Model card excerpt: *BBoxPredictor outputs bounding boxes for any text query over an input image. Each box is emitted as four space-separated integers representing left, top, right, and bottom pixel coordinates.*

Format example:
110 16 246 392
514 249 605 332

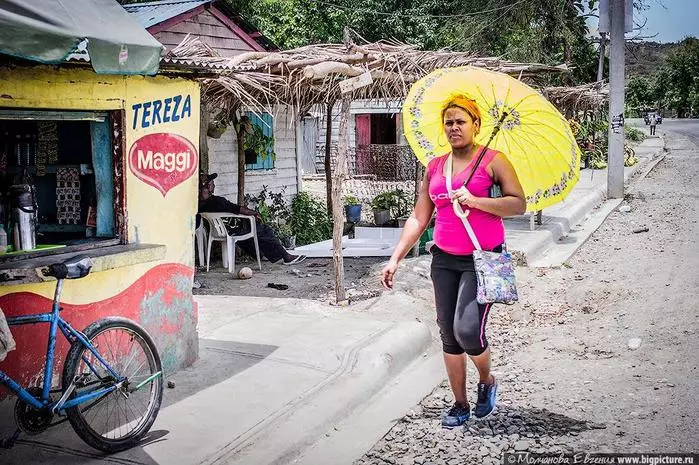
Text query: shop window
0 110 124 261
245 112 275 171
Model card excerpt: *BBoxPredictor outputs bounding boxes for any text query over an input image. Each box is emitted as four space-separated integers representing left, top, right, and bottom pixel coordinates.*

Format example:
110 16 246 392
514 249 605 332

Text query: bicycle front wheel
62 317 164 453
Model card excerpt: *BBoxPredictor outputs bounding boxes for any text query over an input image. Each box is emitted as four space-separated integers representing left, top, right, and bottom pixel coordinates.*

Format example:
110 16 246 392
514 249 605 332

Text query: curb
511 136 665 266
296 348 445 465
203 320 432 465
516 185 607 263
633 153 666 183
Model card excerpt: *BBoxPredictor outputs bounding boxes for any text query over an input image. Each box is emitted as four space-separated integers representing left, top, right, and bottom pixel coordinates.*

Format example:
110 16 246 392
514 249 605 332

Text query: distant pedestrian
649 113 657 135
381 97 526 427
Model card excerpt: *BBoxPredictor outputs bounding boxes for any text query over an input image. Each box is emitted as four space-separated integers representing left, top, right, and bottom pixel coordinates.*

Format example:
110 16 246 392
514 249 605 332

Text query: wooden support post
199 104 209 176
529 210 543 230
332 98 350 304
325 100 334 214
412 158 422 258
236 115 247 205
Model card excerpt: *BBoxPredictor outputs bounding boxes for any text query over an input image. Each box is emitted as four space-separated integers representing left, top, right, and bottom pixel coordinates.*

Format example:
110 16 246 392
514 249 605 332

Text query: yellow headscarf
442 96 481 125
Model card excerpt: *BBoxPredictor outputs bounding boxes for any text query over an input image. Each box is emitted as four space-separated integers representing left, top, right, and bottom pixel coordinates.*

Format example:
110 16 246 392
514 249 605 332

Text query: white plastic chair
195 219 207 267
199 212 262 273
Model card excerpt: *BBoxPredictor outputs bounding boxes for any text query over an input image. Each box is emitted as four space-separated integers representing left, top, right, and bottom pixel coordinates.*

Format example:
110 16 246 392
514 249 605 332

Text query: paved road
652 118 699 145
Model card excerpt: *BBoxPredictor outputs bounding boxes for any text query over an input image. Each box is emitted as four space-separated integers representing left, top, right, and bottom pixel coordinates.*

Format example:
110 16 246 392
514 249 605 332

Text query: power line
460 2 520 42
309 0 528 20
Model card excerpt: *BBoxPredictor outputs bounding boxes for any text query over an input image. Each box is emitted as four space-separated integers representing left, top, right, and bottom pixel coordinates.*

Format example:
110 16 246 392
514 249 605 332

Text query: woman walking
381 96 526 427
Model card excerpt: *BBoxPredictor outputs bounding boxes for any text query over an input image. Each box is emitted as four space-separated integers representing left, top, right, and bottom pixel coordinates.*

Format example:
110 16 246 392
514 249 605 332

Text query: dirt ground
352 128 699 464
193 255 387 302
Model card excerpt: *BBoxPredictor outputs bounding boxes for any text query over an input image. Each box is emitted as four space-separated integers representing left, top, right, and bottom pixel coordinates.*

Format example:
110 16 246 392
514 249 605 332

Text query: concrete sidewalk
506 134 665 267
0 296 433 465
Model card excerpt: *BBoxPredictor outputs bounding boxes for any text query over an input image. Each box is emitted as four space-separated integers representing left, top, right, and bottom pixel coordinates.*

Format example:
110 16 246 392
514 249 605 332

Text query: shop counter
0 244 166 285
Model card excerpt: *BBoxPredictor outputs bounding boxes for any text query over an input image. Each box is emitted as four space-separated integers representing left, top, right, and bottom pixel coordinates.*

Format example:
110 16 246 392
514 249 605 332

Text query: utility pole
597 32 607 82
607 0 625 199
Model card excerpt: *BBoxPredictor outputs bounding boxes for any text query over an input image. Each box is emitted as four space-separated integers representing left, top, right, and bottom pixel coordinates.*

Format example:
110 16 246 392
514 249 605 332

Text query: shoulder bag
445 149 519 305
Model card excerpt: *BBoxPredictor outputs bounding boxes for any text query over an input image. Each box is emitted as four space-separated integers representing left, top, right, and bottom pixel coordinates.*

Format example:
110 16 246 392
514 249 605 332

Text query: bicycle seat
46 255 93 280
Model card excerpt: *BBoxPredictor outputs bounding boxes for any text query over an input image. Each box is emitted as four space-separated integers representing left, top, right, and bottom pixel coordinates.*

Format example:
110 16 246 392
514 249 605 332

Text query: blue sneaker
474 377 498 418
441 402 470 428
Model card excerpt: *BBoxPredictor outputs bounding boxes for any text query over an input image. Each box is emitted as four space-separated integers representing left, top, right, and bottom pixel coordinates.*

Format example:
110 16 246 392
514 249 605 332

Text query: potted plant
371 191 396 226
344 195 362 223
393 189 412 227
243 121 275 166
207 111 229 139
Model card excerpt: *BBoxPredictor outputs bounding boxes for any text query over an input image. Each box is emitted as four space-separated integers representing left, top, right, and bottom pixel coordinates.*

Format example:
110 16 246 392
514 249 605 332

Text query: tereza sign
128 133 198 196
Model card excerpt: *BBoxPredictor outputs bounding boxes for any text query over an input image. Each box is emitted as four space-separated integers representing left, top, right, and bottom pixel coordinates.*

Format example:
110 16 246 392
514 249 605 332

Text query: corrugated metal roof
124 0 211 29
160 56 253 71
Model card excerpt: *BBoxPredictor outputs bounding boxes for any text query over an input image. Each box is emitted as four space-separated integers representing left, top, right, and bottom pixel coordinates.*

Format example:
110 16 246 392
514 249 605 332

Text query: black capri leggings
430 244 501 356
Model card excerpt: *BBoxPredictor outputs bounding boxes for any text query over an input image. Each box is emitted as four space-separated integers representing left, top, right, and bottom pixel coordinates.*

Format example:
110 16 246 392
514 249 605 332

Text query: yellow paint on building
0 66 200 304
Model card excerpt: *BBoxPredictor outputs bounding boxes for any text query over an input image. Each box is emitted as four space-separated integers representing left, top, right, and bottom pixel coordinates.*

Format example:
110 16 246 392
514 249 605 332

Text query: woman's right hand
381 259 399 290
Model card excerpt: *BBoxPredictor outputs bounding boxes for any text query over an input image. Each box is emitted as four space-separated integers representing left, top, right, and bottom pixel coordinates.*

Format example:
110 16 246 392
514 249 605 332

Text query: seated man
198 173 306 265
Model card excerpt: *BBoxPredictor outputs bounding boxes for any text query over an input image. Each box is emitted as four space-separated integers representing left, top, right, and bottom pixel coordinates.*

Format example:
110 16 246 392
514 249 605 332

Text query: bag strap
443 112 511 254
445 152 482 251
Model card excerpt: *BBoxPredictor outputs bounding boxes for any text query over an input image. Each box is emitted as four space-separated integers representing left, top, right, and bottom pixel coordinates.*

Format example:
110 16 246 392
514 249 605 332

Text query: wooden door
355 114 371 174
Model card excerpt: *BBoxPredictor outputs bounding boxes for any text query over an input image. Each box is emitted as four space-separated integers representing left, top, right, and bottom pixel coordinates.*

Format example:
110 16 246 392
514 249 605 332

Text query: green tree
120 0 599 85
626 76 653 116
225 0 598 84
663 37 699 117
226 0 349 48
689 79 699 117
650 68 670 111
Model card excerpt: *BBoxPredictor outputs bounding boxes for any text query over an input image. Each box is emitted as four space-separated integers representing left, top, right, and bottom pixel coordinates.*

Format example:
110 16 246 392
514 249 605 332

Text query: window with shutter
245 112 275 171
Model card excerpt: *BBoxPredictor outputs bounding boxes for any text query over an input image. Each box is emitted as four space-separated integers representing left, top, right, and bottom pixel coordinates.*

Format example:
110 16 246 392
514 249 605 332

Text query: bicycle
0 255 163 453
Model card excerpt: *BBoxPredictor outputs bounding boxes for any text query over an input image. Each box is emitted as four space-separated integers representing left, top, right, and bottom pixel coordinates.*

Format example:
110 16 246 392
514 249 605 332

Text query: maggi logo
128 133 198 196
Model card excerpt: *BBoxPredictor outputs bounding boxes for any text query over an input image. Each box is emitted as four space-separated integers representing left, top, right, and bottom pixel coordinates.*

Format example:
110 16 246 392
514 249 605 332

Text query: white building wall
207 106 299 203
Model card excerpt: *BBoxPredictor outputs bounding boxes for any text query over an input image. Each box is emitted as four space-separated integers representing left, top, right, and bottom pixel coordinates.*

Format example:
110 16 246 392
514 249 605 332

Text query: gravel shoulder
353 131 699 464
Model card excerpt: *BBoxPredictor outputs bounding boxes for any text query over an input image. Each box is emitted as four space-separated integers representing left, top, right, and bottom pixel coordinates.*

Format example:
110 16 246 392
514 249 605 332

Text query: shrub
371 189 412 218
625 126 646 143
290 192 332 246
246 185 290 225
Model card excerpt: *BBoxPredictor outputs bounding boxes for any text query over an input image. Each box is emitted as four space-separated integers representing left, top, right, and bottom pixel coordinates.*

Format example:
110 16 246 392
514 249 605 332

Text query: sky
587 0 698 43
636 0 698 43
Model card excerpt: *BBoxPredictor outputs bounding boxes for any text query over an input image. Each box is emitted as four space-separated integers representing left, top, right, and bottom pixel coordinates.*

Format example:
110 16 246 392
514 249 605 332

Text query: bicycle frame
0 279 122 414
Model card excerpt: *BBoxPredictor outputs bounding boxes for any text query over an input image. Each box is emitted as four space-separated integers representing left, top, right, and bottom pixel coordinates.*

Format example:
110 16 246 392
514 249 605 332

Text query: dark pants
236 221 288 263
650 125 656 135
430 245 501 356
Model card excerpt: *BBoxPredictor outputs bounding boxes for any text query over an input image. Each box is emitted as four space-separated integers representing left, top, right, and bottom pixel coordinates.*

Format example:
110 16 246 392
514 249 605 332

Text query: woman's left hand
452 186 480 208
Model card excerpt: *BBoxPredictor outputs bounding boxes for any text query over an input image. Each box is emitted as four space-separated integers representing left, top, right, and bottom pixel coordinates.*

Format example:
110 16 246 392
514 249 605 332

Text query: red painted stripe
0 263 195 398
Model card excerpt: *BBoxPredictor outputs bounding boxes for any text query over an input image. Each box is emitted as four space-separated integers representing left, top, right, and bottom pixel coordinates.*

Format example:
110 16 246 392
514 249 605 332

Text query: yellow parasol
403 66 581 212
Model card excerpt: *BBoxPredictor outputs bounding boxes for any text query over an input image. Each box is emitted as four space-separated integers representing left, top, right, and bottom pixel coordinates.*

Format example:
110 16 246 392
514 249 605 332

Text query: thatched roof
541 81 609 113
166 35 570 114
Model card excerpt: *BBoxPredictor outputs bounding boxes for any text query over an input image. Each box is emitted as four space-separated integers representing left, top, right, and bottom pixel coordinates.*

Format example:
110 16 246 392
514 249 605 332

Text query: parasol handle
462 111 510 189
452 199 470 219
481 110 510 153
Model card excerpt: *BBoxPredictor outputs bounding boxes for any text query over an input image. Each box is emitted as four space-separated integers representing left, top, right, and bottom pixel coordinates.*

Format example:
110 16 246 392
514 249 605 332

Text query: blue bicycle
0 255 163 453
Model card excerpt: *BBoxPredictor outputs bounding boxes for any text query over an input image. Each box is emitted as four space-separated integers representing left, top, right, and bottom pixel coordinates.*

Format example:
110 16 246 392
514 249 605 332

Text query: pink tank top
428 149 505 255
